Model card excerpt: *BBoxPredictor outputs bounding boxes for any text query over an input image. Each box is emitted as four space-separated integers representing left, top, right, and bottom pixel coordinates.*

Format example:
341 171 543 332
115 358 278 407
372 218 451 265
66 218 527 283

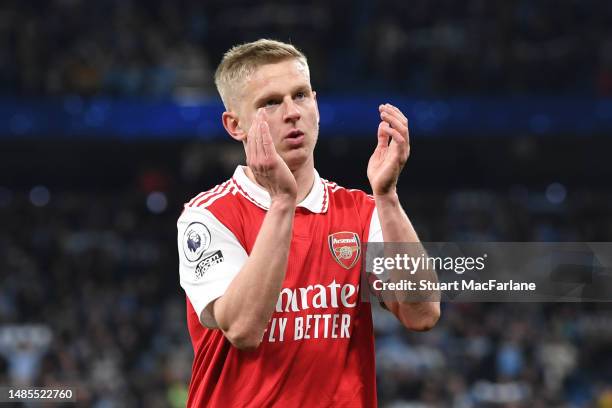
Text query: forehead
243 59 311 100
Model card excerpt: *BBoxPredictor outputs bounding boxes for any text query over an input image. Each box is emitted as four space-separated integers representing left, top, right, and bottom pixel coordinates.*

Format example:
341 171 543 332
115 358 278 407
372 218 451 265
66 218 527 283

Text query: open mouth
285 129 304 139
284 129 305 146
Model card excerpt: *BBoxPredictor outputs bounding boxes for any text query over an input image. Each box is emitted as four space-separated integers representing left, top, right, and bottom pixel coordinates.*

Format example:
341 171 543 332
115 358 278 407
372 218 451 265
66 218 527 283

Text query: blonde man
177 39 440 407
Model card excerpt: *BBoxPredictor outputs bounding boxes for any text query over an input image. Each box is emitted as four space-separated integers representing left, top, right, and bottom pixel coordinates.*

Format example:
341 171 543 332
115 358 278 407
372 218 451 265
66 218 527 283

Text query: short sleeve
367 207 383 242
177 206 248 328
366 207 389 283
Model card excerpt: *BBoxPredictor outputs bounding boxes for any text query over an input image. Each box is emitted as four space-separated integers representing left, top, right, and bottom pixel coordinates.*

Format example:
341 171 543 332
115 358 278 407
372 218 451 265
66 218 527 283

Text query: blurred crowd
2 0 612 406
1 181 611 407
2 0 612 97
0 191 191 407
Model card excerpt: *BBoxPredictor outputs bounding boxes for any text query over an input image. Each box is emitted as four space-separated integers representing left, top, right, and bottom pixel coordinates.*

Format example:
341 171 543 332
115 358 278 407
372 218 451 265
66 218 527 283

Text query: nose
282 98 301 122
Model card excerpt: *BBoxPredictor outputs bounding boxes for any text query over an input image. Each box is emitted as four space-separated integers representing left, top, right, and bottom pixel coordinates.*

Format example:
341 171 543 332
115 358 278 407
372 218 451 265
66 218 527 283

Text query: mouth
283 129 305 146
285 129 304 139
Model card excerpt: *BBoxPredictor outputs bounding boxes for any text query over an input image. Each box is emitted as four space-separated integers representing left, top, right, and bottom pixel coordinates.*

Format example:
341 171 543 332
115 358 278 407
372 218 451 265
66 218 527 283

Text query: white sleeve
366 207 389 282
177 206 248 328
368 207 383 242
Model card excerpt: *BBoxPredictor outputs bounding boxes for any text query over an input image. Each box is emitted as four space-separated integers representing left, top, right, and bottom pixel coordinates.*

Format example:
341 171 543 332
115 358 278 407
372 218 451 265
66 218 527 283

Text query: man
177 39 440 407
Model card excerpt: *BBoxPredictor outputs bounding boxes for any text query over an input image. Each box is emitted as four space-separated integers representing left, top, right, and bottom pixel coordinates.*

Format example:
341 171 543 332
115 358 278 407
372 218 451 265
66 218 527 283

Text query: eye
264 99 280 107
294 91 306 100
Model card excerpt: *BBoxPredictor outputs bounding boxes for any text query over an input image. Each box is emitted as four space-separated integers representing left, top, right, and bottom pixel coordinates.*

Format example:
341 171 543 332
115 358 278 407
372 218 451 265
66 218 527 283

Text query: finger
247 110 262 164
259 109 277 160
380 110 408 137
246 125 254 164
376 122 390 148
248 108 262 138
380 103 406 121
379 104 408 127
260 120 275 159
383 105 408 128
257 109 271 158
387 104 408 124
256 121 266 160
383 122 408 151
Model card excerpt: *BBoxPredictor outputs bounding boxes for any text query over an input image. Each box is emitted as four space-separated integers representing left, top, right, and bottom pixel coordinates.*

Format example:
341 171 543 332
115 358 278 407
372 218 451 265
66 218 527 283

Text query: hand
246 109 298 203
367 103 410 196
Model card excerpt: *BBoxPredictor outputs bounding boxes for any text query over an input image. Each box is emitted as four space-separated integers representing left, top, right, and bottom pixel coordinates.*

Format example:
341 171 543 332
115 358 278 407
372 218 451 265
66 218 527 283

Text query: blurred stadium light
2 97 612 138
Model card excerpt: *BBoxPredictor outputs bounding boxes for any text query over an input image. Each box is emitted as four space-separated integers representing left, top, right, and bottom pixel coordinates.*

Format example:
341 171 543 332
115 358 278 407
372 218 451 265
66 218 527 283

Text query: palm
367 105 410 196
246 109 298 200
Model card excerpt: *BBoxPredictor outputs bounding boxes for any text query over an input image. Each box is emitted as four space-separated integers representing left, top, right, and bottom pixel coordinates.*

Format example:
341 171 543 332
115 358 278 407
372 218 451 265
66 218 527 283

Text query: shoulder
178 177 261 243
321 178 374 204
183 179 237 212
178 179 245 229
177 179 248 246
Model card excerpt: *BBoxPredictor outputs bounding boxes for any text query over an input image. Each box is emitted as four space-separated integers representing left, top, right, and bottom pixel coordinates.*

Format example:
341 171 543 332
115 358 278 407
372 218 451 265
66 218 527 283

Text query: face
233 59 320 171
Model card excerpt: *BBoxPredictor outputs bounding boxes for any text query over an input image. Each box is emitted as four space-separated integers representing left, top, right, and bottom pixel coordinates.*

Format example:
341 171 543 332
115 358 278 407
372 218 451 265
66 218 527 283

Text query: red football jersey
177 166 383 407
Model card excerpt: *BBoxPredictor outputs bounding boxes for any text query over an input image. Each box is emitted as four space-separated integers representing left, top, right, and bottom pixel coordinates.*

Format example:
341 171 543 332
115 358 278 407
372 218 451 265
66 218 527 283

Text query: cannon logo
328 231 361 270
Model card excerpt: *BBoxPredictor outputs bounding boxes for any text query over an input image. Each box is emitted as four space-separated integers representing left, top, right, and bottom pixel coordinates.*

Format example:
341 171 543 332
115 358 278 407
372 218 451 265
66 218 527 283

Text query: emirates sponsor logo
328 231 361 269
275 280 358 312
267 280 360 343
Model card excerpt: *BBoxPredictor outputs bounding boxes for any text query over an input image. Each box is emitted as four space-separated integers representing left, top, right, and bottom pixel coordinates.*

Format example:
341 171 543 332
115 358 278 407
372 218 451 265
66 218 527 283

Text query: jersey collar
232 166 328 213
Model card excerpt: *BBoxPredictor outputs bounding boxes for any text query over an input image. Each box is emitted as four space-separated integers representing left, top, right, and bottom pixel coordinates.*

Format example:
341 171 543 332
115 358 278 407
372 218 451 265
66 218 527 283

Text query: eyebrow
253 85 311 107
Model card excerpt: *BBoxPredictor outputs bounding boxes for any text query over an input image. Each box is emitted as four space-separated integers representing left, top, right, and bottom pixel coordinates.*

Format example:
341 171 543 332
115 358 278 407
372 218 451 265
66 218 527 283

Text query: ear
222 111 246 142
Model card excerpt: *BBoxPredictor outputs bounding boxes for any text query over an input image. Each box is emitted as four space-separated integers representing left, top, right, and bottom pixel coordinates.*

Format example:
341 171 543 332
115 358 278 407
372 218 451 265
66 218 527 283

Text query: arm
211 109 297 350
367 103 440 331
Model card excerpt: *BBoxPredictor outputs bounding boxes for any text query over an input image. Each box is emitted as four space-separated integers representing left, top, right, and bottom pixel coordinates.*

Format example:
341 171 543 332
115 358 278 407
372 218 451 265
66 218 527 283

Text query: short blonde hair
214 39 310 110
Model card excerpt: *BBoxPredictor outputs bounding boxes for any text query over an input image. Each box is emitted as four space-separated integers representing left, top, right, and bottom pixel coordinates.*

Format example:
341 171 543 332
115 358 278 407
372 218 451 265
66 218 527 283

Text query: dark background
1 1 612 407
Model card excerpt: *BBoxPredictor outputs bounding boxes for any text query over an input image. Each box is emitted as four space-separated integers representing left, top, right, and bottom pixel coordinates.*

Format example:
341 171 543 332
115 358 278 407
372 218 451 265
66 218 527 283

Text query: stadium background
1 0 612 406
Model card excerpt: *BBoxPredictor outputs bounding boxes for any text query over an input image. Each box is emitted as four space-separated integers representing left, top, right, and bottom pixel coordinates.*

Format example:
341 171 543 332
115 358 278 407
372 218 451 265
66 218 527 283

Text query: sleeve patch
182 222 212 262
195 250 225 280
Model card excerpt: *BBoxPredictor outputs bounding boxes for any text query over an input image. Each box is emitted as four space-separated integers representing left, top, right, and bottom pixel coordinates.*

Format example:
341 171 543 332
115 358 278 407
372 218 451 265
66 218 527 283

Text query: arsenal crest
328 231 361 269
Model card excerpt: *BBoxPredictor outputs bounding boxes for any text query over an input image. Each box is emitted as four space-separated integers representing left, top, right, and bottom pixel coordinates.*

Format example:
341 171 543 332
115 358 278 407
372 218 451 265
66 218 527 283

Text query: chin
281 149 311 171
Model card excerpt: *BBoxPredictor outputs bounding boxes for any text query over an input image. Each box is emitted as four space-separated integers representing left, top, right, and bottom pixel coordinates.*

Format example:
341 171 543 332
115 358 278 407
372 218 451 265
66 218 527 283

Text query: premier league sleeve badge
182 222 212 262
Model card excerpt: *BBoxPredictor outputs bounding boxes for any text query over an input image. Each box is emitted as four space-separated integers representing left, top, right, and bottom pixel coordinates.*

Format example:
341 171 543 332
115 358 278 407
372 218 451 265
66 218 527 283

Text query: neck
291 159 315 203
